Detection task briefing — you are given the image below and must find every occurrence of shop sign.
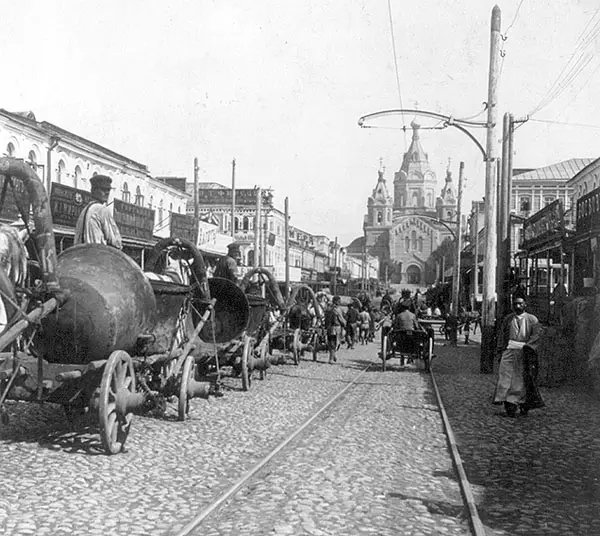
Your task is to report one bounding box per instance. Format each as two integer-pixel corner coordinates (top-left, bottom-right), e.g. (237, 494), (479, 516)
(0, 174), (32, 222)
(520, 199), (564, 249)
(171, 213), (198, 244)
(576, 186), (600, 233)
(49, 183), (93, 228)
(197, 188), (273, 207)
(113, 199), (155, 241)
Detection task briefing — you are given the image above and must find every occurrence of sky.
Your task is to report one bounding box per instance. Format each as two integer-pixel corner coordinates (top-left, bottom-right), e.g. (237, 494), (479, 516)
(2, 0), (599, 245)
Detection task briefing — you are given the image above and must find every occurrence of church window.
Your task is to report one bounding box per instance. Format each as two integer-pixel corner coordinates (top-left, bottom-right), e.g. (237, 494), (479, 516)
(377, 211), (382, 224)
(411, 192), (419, 206)
(411, 231), (417, 250)
(520, 196), (531, 212)
(418, 237), (423, 252)
(405, 236), (409, 251)
(427, 193), (432, 206)
(6, 143), (15, 156)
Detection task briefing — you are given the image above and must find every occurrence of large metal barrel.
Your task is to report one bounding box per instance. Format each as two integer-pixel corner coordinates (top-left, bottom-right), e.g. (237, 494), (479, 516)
(37, 244), (157, 364)
(199, 277), (248, 344)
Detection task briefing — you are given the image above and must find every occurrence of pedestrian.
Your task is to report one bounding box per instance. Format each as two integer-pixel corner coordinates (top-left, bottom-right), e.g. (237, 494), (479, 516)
(493, 297), (544, 418)
(345, 302), (359, 349)
(358, 306), (371, 344)
(214, 242), (242, 284)
(74, 175), (122, 249)
(463, 317), (471, 344)
(324, 295), (346, 364)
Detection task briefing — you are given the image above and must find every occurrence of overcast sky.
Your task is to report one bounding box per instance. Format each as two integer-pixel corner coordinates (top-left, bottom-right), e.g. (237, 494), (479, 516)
(2, 1), (599, 244)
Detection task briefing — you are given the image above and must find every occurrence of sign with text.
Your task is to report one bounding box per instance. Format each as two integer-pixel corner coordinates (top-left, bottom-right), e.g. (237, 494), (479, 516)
(170, 212), (198, 244)
(0, 174), (31, 222)
(197, 188), (273, 207)
(576, 186), (600, 233)
(520, 199), (564, 250)
(113, 199), (155, 241)
(50, 183), (93, 228)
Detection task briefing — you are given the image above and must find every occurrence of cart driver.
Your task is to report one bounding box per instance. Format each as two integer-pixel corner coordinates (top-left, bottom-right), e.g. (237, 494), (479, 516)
(393, 302), (421, 331)
(74, 175), (122, 249)
(214, 242), (242, 284)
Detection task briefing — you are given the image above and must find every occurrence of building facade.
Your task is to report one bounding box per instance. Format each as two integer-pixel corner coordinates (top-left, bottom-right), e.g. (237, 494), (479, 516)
(361, 121), (457, 286)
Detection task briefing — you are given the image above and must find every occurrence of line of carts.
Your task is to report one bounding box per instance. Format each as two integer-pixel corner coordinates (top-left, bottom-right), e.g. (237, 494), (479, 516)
(0, 157), (344, 454)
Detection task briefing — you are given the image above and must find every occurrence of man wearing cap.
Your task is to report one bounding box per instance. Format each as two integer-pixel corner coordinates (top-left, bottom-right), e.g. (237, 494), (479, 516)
(214, 242), (242, 284)
(74, 175), (122, 249)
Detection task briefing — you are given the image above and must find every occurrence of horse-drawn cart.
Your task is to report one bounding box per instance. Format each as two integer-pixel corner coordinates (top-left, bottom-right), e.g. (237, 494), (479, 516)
(0, 158), (224, 454)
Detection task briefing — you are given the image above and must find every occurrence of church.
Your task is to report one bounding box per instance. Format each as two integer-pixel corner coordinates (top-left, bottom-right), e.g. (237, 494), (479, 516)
(349, 121), (458, 287)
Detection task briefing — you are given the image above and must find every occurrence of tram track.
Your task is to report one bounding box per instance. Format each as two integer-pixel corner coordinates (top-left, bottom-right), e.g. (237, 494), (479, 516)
(171, 344), (486, 536)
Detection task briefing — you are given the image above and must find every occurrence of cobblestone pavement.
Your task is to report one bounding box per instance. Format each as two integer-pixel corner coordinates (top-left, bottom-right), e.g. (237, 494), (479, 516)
(433, 331), (600, 536)
(0, 342), (469, 536)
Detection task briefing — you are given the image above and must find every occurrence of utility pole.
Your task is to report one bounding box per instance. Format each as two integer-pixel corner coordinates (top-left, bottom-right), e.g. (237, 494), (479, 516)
(284, 197), (290, 301)
(472, 201), (481, 311)
(254, 187), (261, 268)
(481, 5), (502, 374)
(497, 112), (514, 318)
(451, 162), (465, 318)
(332, 236), (338, 296)
(231, 158), (236, 239)
(193, 157), (199, 220)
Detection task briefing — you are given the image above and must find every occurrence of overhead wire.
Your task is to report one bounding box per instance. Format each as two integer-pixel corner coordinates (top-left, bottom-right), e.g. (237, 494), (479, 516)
(528, 7), (600, 116)
(387, 0), (407, 150)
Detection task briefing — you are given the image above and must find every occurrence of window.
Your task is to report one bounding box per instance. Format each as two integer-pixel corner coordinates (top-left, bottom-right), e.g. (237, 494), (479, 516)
(27, 150), (37, 171)
(243, 216), (249, 231)
(6, 143), (15, 156)
(122, 182), (130, 203)
(377, 211), (382, 224)
(74, 165), (82, 188)
(169, 202), (173, 213)
(159, 199), (164, 226)
(57, 159), (66, 184)
(135, 186), (144, 206)
(418, 237), (423, 252)
(544, 196), (554, 207)
(412, 192), (419, 206)
(405, 237), (410, 251)
(520, 196), (531, 212)
(411, 231), (417, 250)
(234, 217), (240, 231)
(148, 195), (153, 209)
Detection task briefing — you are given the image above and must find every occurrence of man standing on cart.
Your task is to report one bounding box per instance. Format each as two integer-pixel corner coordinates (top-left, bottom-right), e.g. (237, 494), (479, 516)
(214, 242), (242, 284)
(74, 175), (122, 249)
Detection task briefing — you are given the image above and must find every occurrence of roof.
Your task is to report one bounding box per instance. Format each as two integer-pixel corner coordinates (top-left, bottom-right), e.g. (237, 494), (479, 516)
(513, 159), (595, 181)
(197, 182), (228, 189)
(568, 157), (600, 184)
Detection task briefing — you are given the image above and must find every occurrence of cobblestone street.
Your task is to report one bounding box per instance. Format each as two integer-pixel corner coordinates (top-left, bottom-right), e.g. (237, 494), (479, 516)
(433, 332), (600, 536)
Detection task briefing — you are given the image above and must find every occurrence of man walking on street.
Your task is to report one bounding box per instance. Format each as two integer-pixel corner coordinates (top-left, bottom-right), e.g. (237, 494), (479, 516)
(493, 298), (544, 417)
(324, 295), (345, 364)
(345, 302), (359, 349)
(74, 175), (122, 249)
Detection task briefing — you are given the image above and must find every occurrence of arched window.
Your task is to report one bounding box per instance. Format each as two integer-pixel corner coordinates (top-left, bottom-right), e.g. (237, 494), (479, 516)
(122, 182), (130, 203)
(427, 193), (432, 206)
(544, 196), (554, 206)
(411, 192), (419, 206)
(234, 216), (240, 231)
(418, 237), (423, 252)
(56, 159), (66, 184)
(148, 195), (153, 209)
(74, 165), (82, 188)
(446, 211), (452, 219)
(520, 196), (531, 212)
(27, 150), (37, 171)
(405, 236), (410, 251)
(377, 211), (382, 224)
(169, 202), (173, 214)
(135, 186), (144, 206)
(159, 199), (164, 226)
(243, 216), (249, 230)
(6, 143), (15, 156)
(411, 231), (417, 250)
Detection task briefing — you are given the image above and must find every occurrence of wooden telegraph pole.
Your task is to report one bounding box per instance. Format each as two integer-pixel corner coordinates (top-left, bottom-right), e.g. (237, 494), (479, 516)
(332, 236), (338, 296)
(254, 187), (261, 267)
(284, 197), (290, 301)
(231, 159), (236, 239)
(193, 157), (199, 221)
(481, 5), (502, 374)
(451, 162), (465, 318)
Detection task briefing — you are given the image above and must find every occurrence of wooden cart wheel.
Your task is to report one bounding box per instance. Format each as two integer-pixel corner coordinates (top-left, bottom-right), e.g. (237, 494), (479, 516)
(258, 339), (269, 380)
(99, 351), (136, 455)
(292, 328), (301, 365)
(382, 335), (388, 372)
(312, 332), (319, 362)
(178, 355), (195, 421)
(241, 335), (252, 391)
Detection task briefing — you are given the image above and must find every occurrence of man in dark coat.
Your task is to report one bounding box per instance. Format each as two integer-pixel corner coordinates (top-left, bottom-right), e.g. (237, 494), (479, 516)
(214, 242), (242, 284)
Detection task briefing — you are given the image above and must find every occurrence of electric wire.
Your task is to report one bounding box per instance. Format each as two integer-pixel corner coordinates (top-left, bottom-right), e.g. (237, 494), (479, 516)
(529, 117), (600, 130)
(529, 8), (600, 116)
(387, 0), (407, 150)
